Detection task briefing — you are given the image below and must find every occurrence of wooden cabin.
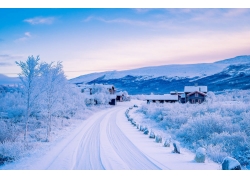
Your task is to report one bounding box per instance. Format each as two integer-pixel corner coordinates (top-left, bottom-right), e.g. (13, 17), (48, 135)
(144, 94), (179, 104)
(183, 85), (207, 104)
(186, 91), (207, 104)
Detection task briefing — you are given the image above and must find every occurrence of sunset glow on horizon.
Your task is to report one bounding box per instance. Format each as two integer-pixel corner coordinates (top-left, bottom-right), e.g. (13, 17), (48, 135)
(1, 7), (250, 79)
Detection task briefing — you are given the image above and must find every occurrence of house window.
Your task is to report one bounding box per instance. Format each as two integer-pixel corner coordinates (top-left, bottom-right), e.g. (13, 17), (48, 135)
(192, 99), (195, 104)
(195, 93), (198, 97)
(198, 99), (202, 104)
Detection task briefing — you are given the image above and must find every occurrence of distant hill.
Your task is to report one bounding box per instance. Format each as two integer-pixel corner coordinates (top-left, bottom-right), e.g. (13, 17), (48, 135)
(0, 74), (20, 85)
(69, 55), (250, 94)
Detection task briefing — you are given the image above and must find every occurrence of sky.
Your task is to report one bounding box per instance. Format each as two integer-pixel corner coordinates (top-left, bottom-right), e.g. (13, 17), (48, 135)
(1, 1), (250, 79)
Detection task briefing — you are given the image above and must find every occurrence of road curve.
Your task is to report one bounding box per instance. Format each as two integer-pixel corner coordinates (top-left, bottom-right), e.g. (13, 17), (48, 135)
(35, 102), (165, 170)
(12, 100), (219, 170)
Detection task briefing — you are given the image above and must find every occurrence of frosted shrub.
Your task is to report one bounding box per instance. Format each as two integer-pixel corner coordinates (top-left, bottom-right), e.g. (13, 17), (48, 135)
(0, 121), (20, 143)
(0, 141), (25, 164)
(176, 114), (238, 145)
(209, 132), (248, 154)
(206, 144), (228, 163)
(136, 90), (250, 166)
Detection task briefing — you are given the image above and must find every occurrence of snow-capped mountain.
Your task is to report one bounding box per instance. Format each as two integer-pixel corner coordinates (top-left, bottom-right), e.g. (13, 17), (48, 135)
(69, 55), (250, 94)
(70, 55), (250, 84)
(0, 74), (20, 85)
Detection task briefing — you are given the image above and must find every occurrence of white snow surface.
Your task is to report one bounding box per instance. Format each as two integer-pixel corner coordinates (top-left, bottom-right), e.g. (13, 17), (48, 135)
(0, 100), (220, 170)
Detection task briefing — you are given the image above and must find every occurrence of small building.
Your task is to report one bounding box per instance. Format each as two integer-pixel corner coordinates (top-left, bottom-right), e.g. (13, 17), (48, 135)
(102, 85), (116, 94)
(170, 91), (184, 101)
(144, 94), (179, 104)
(84, 95), (97, 105)
(77, 83), (117, 105)
(79, 84), (116, 95)
(180, 94), (186, 103)
(183, 85), (207, 104)
(186, 91), (207, 104)
(116, 91), (124, 102)
(109, 95), (116, 105)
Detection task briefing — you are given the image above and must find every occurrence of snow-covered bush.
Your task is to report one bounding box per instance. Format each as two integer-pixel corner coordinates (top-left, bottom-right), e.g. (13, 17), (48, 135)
(194, 147), (206, 163)
(136, 90), (250, 166)
(0, 121), (20, 143)
(0, 141), (25, 164)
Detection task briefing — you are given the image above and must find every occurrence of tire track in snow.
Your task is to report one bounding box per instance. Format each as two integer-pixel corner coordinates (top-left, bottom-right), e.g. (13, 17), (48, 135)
(42, 104), (170, 170)
(105, 107), (162, 170)
(73, 115), (105, 170)
(44, 108), (116, 170)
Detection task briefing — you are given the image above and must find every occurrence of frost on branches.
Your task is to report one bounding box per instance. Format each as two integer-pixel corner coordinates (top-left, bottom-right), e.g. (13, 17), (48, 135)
(0, 55), (113, 165)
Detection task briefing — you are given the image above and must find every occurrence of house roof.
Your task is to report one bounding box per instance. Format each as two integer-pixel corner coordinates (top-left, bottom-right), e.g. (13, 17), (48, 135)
(116, 91), (124, 96)
(144, 94), (178, 101)
(184, 86), (207, 93)
(187, 91), (207, 96)
(170, 91), (184, 94)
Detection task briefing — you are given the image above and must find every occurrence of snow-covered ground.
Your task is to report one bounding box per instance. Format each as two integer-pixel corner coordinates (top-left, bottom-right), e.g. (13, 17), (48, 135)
(0, 99), (220, 170)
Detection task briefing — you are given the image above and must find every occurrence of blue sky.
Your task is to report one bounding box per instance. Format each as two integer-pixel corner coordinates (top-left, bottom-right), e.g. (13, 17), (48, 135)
(1, 6), (250, 79)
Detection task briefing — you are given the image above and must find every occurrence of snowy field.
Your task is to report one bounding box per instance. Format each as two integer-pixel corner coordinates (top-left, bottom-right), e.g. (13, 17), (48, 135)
(1, 100), (221, 170)
(132, 91), (250, 170)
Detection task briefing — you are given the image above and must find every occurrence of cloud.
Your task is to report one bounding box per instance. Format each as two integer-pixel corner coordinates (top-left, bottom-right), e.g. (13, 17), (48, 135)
(24, 16), (55, 25)
(83, 16), (150, 26)
(0, 62), (11, 66)
(134, 8), (152, 14)
(76, 30), (250, 72)
(223, 8), (250, 17)
(15, 32), (32, 42)
(83, 16), (94, 22)
(24, 32), (31, 37)
(99, 18), (148, 26)
(0, 54), (24, 61)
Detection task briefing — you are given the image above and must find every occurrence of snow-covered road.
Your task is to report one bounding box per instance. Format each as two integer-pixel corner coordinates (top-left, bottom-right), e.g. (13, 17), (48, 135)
(1, 100), (221, 170)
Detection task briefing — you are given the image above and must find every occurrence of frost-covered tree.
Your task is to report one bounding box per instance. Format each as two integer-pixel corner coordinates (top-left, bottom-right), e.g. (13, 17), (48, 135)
(39, 61), (67, 142)
(16, 55), (41, 142)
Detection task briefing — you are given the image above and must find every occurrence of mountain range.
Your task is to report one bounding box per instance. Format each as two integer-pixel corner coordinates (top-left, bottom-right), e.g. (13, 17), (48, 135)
(0, 74), (20, 86)
(1, 55), (250, 95)
(69, 55), (250, 94)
